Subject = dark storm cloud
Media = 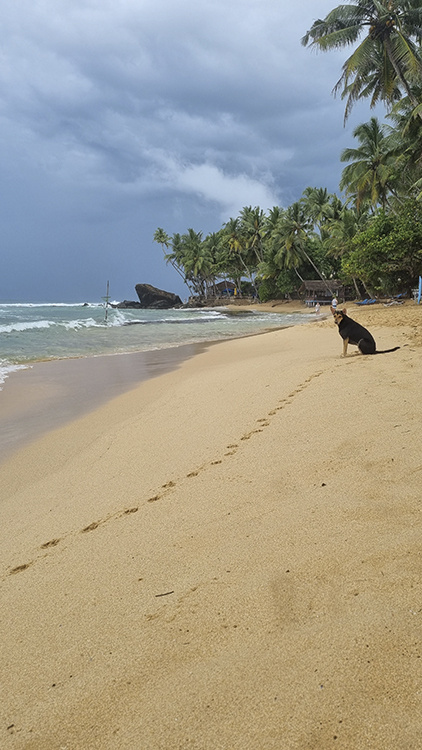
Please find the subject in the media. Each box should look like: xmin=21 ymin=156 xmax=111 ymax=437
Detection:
xmin=0 ymin=0 xmax=381 ymax=301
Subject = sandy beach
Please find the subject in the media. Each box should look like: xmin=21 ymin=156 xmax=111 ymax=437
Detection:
xmin=1 ymin=301 xmax=422 ymax=749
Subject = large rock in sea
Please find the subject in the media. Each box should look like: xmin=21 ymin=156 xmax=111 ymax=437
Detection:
xmin=135 ymin=283 xmax=182 ymax=309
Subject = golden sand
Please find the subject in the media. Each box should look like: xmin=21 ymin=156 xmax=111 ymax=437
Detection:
xmin=1 ymin=301 xmax=422 ymax=749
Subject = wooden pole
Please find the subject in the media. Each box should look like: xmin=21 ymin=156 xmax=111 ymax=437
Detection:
xmin=103 ymin=280 xmax=110 ymax=322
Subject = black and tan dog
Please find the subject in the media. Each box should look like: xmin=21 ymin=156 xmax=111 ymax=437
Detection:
xmin=331 ymin=307 xmax=400 ymax=357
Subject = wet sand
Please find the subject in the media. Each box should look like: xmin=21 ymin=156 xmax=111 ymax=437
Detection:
xmin=0 ymin=343 xmax=205 ymax=462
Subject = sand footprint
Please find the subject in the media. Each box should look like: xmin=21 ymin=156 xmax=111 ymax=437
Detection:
xmin=40 ymin=538 xmax=61 ymax=549
xmin=9 ymin=562 xmax=33 ymax=575
xmin=81 ymin=520 xmax=102 ymax=533
xmin=147 ymin=494 xmax=161 ymax=503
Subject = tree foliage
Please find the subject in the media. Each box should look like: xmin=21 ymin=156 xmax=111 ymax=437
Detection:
xmin=343 ymin=199 xmax=422 ymax=293
xmin=302 ymin=1 xmax=422 ymax=122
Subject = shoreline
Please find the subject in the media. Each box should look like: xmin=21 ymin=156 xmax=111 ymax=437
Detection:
xmin=1 ymin=302 xmax=422 ymax=749
xmin=0 ymin=301 xmax=314 ymax=463
xmin=0 ymin=342 xmax=209 ymax=463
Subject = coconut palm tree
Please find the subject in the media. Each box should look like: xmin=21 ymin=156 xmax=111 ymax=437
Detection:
xmin=153 ymin=227 xmax=171 ymax=254
xmin=239 ymin=205 xmax=267 ymax=265
xmin=388 ymin=89 xmax=422 ymax=196
xmin=180 ymin=228 xmax=216 ymax=298
xmin=325 ymin=204 xmax=371 ymax=295
xmin=264 ymin=206 xmax=286 ymax=235
xmin=300 ymin=187 xmax=337 ymax=240
xmin=302 ymin=1 xmax=422 ymax=121
xmin=340 ymin=116 xmax=400 ymax=209
xmin=221 ymin=217 xmax=256 ymax=290
xmin=154 ymin=227 xmax=188 ymax=285
xmin=338 ymin=42 xmax=404 ymax=121
xmin=269 ymin=202 xmax=335 ymax=294
xmin=202 ymin=231 xmax=223 ymax=296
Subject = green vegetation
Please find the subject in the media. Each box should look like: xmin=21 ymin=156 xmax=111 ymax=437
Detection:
xmin=154 ymin=1 xmax=422 ymax=302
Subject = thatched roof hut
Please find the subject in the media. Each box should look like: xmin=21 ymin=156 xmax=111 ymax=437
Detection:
xmin=298 ymin=279 xmax=345 ymax=303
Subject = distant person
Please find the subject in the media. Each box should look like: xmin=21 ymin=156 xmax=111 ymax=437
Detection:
xmin=331 ymin=296 xmax=338 ymax=310
xmin=315 ymin=302 xmax=320 ymax=315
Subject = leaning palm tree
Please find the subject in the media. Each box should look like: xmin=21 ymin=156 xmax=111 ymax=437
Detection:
xmin=153 ymin=227 xmax=171 ymax=253
xmin=340 ymin=116 xmax=400 ymax=209
xmin=154 ymin=227 xmax=188 ymax=285
xmin=302 ymin=1 xmax=422 ymax=121
xmin=270 ymin=202 xmax=335 ymax=294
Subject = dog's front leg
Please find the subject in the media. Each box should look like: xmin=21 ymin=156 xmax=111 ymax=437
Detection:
xmin=342 ymin=337 xmax=349 ymax=357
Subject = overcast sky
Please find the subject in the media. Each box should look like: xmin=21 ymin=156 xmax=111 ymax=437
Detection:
xmin=1 ymin=0 xmax=385 ymax=302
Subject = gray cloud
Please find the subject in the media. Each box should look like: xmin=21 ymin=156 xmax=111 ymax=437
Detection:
xmin=0 ymin=0 xmax=384 ymax=301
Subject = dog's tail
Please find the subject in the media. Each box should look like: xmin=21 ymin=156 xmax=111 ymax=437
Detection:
xmin=374 ymin=346 xmax=400 ymax=355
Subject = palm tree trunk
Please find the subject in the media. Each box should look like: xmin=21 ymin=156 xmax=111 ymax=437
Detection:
xmin=301 ymin=249 xmax=334 ymax=296
xmin=352 ymin=276 xmax=361 ymax=298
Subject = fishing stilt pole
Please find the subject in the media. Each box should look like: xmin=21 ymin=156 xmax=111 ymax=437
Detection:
xmin=103 ymin=280 xmax=111 ymax=322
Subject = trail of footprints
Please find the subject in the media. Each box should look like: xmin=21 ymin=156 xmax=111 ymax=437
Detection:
xmin=5 ymin=370 xmax=324 ymax=578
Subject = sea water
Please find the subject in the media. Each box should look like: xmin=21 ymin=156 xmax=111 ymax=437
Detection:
xmin=0 ymin=301 xmax=313 ymax=389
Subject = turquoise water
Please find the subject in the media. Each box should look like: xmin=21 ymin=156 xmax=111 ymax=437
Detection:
xmin=0 ymin=301 xmax=313 ymax=388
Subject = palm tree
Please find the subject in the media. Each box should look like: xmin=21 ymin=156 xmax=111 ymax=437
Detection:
xmin=340 ymin=116 xmax=400 ymax=209
xmin=269 ymin=202 xmax=334 ymax=294
xmin=264 ymin=206 xmax=286 ymax=234
xmin=154 ymin=227 xmax=188 ymax=285
xmin=325 ymin=204 xmax=371 ymax=295
xmin=221 ymin=217 xmax=256 ymax=291
xmin=239 ymin=206 xmax=267 ymax=265
xmin=300 ymin=187 xmax=336 ymax=239
xmin=153 ymin=227 xmax=171 ymax=253
xmin=388 ymin=90 xmax=422 ymax=196
xmin=339 ymin=42 xmax=404 ymax=121
xmin=180 ymin=228 xmax=215 ymax=298
xmin=302 ymin=1 xmax=422 ymax=121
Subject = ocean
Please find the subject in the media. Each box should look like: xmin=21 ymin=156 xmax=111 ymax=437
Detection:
xmin=0 ymin=301 xmax=313 ymax=389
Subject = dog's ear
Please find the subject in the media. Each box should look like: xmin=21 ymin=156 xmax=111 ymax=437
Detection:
xmin=342 ymin=308 xmax=347 ymax=314
xmin=330 ymin=306 xmax=336 ymax=314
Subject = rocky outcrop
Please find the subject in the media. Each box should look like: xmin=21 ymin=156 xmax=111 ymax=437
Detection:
xmin=113 ymin=300 xmax=143 ymax=309
xmin=135 ymin=283 xmax=182 ymax=309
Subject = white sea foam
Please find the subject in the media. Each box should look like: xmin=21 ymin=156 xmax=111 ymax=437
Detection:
xmin=63 ymin=317 xmax=103 ymax=330
xmin=0 ymin=361 xmax=28 ymax=389
xmin=0 ymin=317 xmax=109 ymax=334
xmin=0 ymin=319 xmax=53 ymax=334
xmin=0 ymin=302 xmax=100 ymax=308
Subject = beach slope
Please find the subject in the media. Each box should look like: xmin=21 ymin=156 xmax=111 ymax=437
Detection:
xmin=1 ymin=304 xmax=422 ymax=749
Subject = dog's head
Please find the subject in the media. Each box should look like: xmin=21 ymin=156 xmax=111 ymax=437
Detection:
xmin=331 ymin=307 xmax=347 ymax=326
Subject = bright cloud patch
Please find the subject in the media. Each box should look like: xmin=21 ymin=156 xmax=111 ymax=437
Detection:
xmin=175 ymin=163 xmax=279 ymax=219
